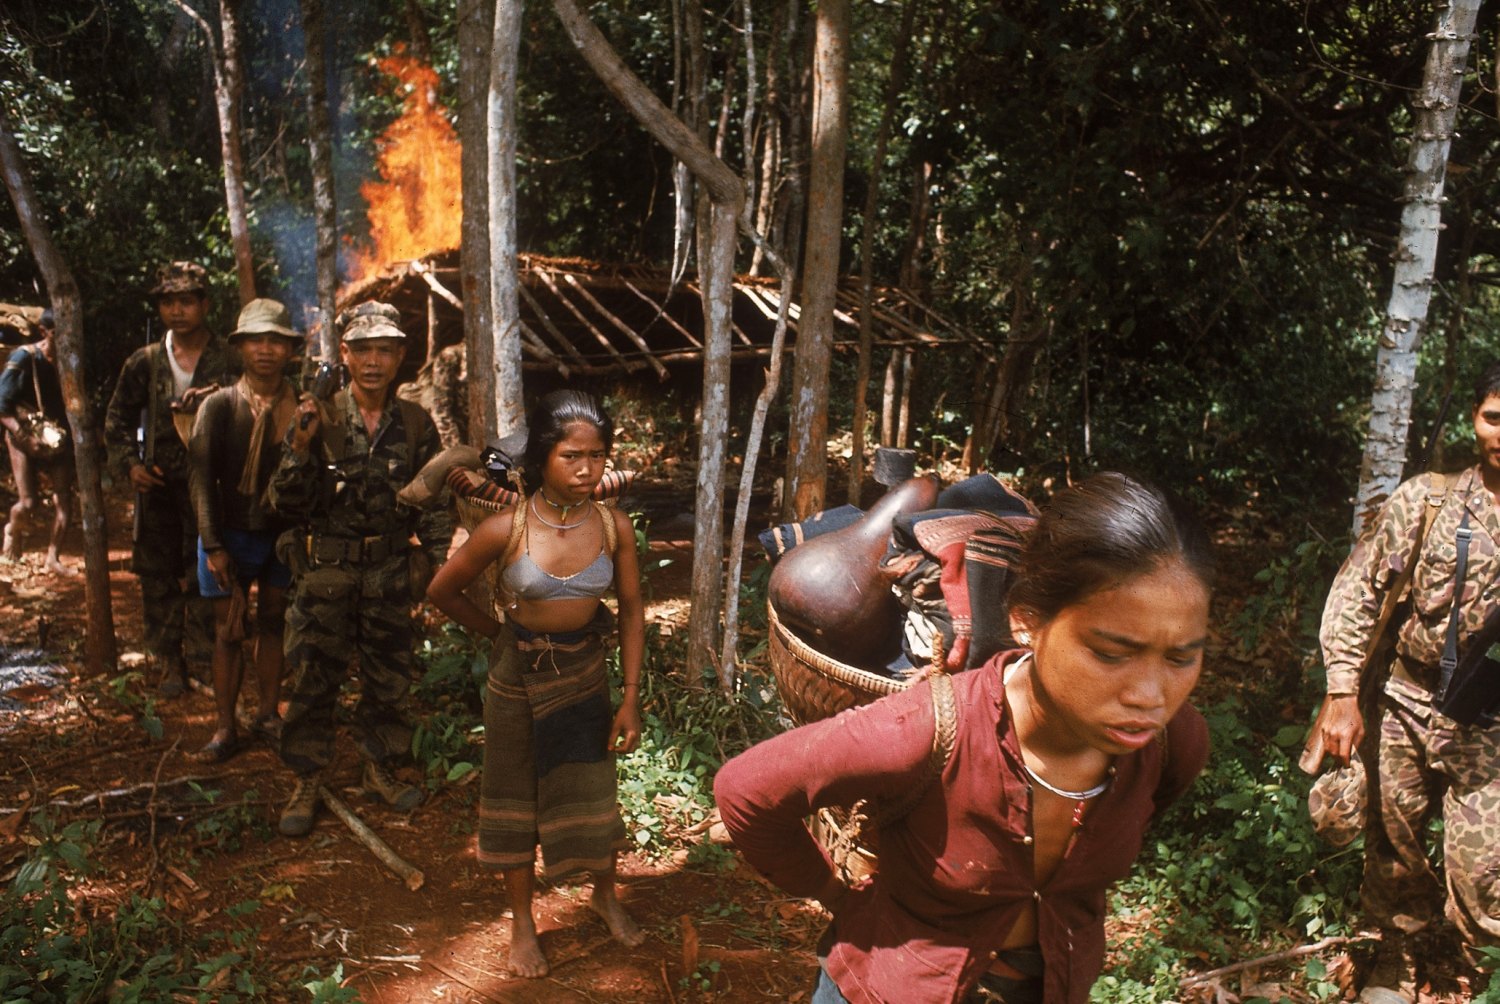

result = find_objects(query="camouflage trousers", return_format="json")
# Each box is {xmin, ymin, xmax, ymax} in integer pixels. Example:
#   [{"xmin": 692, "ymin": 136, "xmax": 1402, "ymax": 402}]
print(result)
[
  {"xmin": 1364, "ymin": 675, "xmax": 1500, "ymax": 956},
  {"xmin": 278, "ymin": 550, "xmax": 416, "ymax": 776},
  {"xmin": 131, "ymin": 477, "xmax": 212, "ymax": 667}
]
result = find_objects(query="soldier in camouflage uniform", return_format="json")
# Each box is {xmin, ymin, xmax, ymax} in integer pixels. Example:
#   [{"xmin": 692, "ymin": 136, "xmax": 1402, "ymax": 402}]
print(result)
[
  {"xmin": 268, "ymin": 301, "xmax": 452, "ymax": 837},
  {"xmin": 104, "ymin": 262, "xmax": 238, "ymax": 697},
  {"xmin": 1314, "ymin": 363, "xmax": 1500, "ymax": 1002}
]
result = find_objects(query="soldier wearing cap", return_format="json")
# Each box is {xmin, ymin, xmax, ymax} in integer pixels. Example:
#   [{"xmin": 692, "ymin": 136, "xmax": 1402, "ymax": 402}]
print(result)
[
  {"xmin": 186, "ymin": 298, "xmax": 304, "ymax": 763},
  {"xmin": 0, "ymin": 307, "xmax": 75, "ymax": 575},
  {"xmin": 267, "ymin": 300, "xmax": 452, "ymax": 836},
  {"xmin": 104, "ymin": 261, "xmax": 239, "ymax": 697}
]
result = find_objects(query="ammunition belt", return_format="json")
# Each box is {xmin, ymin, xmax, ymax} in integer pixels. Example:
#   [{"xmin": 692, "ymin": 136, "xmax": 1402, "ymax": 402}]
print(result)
[{"xmin": 305, "ymin": 530, "xmax": 410, "ymax": 566}]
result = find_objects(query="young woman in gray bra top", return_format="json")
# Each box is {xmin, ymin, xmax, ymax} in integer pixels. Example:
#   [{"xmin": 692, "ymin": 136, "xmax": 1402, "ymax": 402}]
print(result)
[{"xmin": 427, "ymin": 390, "xmax": 646, "ymax": 978}]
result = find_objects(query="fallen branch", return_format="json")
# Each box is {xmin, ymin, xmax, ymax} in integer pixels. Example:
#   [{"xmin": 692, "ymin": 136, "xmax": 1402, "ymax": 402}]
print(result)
[
  {"xmin": 1178, "ymin": 932, "xmax": 1379, "ymax": 990},
  {"xmin": 38, "ymin": 774, "xmax": 219, "ymax": 812},
  {"xmin": 317, "ymin": 785, "xmax": 424, "ymax": 891},
  {"xmin": 144, "ymin": 739, "xmax": 179, "ymax": 887}
]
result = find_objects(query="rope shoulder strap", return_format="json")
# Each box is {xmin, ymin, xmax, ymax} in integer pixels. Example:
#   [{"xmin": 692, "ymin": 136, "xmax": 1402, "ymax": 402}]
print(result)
[
  {"xmin": 874, "ymin": 671, "xmax": 959, "ymax": 826},
  {"xmin": 492, "ymin": 497, "xmax": 620, "ymax": 617}
]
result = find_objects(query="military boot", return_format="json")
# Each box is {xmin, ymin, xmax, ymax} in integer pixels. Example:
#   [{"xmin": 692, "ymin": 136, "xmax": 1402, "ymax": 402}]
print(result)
[
  {"xmin": 363, "ymin": 761, "xmax": 423, "ymax": 812},
  {"xmin": 155, "ymin": 656, "xmax": 189, "ymax": 699},
  {"xmin": 278, "ymin": 776, "xmax": 321, "ymax": 837},
  {"xmin": 1358, "ymin": 931, "xmax": 1416, "ymax": 1004}
]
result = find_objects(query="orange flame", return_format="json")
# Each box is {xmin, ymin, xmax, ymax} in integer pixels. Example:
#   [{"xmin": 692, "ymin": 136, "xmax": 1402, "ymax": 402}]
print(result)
[{"xmin": 346, "ymin": 50, "xmax": 462, "ymax": 284}]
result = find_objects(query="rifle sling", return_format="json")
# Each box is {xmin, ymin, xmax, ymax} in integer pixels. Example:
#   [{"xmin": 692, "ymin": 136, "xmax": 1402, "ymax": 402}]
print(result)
[{"xmin": 1438, "ymin": 508, "xmax": 1474, "ymax": 698}]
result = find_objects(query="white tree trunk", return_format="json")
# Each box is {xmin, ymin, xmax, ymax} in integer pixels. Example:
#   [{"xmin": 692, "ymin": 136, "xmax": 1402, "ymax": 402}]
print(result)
[
  {"xmin": 176, "ymin": 0, "xmax": 255, "ymax": 306},
  {"xmin": 489, "ymin": 0, "xmax": 526, "ymax": 437},
  {"xmin": 1352, "ymin": 0, "xmax": 1483, "ymax": 531}
]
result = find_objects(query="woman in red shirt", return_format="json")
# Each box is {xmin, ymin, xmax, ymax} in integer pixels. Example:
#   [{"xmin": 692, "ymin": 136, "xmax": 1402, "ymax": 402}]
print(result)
[{"xmin": 715, "ymin": 472, "xmax": 1214, "ymax": 1004}]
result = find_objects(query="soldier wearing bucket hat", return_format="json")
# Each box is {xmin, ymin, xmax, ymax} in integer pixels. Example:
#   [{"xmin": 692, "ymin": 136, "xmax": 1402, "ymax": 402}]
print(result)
[
  {"xmin": 230, "ymin": 298, "xmax": 304, "ymax": 347},
  {"xmin": 266, "ymin": 299, "xmax": 451, "ymax": 836},
  {"xmin": 104, "ymin": 260, "xmax": 239, "ymax": 698},
  {"xmin": 185, "ymin": 298, "xmax": 304, "ymax": 763}
]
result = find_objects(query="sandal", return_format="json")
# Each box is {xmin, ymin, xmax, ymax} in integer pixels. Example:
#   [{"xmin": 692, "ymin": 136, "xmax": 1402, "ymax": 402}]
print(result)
[{"xmin": 190, "ymin": 735, "xmax": 243, "ymax": 764}]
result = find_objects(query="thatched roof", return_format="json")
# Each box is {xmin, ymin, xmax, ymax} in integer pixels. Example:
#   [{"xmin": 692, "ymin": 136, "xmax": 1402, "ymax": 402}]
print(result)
[{"xmin": 338, "ymin": 251, "xmax": 986, "ymax": 379}]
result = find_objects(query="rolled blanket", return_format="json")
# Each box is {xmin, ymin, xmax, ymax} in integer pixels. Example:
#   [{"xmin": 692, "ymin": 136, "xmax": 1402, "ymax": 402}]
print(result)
[
  {"xmin": 398, "ymin": 444, "xmax": 482, "ymax": 509},
  {"xmin": 444, "ymin": 466, "xmax": 637, "ymax": 513},
  {"xmin": 756, "ymin": 503, "xmax": 864, "ymax": 562}
]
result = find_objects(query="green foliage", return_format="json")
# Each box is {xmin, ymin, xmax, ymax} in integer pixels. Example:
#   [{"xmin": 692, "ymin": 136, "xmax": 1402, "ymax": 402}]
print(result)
[
  {"xmin": 302, "ymin": 963, "xmax": 364, "ymax": 1003},
  {"xmin": 1473, "ymin": 946, "xmax": 1500, "ymax": 1003},
  {"xmin": 0, "ymin": 813, "xmax": 274, "ymax": 1000},
  {"xmin": 680, "ymin": 958, "xmax": 723, "ymax": 995},
  {"xmin": 107, "ymin": 671, "xmax": 164, "ymax": 741},
  {"xmin": 187, "ymin": 782, "xmax": 270, "ymax": 852},
  {"xmin": 411, "ymin": 623, "xmax": 487, "ymax": 788}
]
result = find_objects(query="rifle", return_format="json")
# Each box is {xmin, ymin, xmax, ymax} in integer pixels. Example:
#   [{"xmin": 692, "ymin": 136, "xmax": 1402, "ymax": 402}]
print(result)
[{"xmin": 302, "ymin": 360, "xmax": 347, "ymax": 430}]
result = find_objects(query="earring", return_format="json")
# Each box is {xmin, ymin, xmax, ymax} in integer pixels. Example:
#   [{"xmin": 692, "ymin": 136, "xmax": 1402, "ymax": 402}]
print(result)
[{"xmin": 1014, "ymin": 630, "xmax": 1031, "ymax": 647}]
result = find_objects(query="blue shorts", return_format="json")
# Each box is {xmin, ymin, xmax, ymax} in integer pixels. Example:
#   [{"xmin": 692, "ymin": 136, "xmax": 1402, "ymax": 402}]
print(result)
[{"xmin": 197, "ymin": 528, "xmax": 293, "ymax": 598}]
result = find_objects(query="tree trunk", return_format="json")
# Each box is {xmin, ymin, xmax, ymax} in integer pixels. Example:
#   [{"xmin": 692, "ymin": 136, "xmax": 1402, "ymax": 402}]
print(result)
[
  {"xmin": 850, "ymin": 0, "xmax": 918, "ymax": 503},
  {"xmin": 550, "ymin": 0, "xmax": 745, "ymax": 684},
  {"xmin": 720, "ymin": 228, "xmax": 793, "ymax": 683},
  {"xmin": 404, "ymin": 0, "xmax": 433, "ymax": 64},
  {"xmin": 784, "ymin": 0, "xmax": 848, "ymax": 521},
  {"xmin": 488, "ymin": 0, "xmax": 526, "ymax": 439},
  {"xmin": 1352, "ymin": 0, "xmax": 1482, "ymax": 531},
  {"xmin": 0, "ymin": 116, "xmax": 116, "ymax": 675},
  {"xmin": 458, "ymin": 0, "xmax": 494, "ymax": 446},
  {"xmin": 175, "ymin": 0, "xmax": 255, "ymax": 306},
  {"xmin": 150, "ymin": 8, "xmax": 193, "ymax": 144},
  {"xmin": 300, "ymin": 0, "xmax": 339, "ymax": 361}
]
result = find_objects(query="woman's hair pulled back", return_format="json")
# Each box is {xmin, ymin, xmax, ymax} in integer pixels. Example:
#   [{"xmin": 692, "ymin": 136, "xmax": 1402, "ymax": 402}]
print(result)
[
  {"xmin": 522, "ymin": 390, "xmax": 614, "ymax": 493},
  {"xmin": 1007, "ymin": 472, "xmax": 1214, "ymax": 624}
]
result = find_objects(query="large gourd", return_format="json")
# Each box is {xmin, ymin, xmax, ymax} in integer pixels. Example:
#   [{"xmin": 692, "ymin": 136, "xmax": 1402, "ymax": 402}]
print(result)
[{"xmin": 768, "ymin": 476, "xmax": 940, "ymax": 668}]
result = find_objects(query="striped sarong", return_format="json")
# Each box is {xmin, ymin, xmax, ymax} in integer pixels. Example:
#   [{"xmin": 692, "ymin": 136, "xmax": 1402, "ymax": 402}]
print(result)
[{"xmin": 477, "ymin": 623, "xmax": 627, "ymax": 880}]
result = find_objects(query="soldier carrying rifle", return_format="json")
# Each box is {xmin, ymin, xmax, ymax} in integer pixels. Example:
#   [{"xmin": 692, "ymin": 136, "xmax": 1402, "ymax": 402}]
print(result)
[
  {"xmin": 1310, "ymin": 362, "xmax": 1500, "ymax": 1001},
  {"xmin": 104, "ymin": 261, "xmax": 238, "ymax": 697}
]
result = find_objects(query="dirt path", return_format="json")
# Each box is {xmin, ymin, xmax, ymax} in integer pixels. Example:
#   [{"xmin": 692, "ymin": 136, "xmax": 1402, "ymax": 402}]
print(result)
[{"xmin": 0, "ymin": 484, "xmax": 823, "ymax": 1002}]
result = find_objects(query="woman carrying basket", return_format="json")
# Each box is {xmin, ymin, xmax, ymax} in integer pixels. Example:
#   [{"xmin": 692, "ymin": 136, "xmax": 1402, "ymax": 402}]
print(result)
[
  {"xmin": 427, "ymin": 390, "xmax": 645, "ymax": 977},
  {"xmin": 715, "ymin": 472, "xmax": 1214, "ymax": 1004}
]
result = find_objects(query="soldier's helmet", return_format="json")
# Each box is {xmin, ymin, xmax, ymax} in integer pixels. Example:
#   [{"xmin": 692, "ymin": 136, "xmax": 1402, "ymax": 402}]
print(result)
[
  {"xmin": 151, "ymin": 261, "xmax": 209, "ymax": 297},
  {"xmin": 337, "ymin": 301, "xmax": 406, "ymax": 343},
  {"xmin": 1307, "ymin": 754, "xmax": 1367, "ymax": 847}
]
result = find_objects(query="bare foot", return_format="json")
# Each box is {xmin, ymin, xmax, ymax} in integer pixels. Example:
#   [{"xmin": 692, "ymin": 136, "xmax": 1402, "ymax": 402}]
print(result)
[
  {"xmin": 507, "ymin": 923, "xmax": 549, "ymax": 978},
  {"xmin": 44, "ymin": 556, "xmax": 76, "ymax": 577},
  {"xmin": 589, "ymin": 888, "xmax": 646, "ymax": 947}
]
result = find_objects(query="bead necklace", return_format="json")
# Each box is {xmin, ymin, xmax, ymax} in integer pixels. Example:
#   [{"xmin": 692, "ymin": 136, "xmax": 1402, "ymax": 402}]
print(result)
[
  {"xmin": 1021, "ymin": 762, "xmax": 1113, "ymax": 829},
  {"xmin": 530, "ymin": 493, "xmax": 587, "ymax": 533}
]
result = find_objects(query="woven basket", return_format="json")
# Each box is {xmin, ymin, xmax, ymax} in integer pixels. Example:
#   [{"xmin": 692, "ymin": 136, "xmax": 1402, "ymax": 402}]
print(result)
[
  {"xmin": 453, "ymin": 491, "xmax": 507, "ymax": 612},
  {"xmin": 767, "ymin": 600, "xmax": 912, "ymax": 725}
]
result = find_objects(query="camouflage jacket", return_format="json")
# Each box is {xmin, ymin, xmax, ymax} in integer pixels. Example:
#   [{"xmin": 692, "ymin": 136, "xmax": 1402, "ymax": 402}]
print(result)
[
  {"xmin": 266, "ymin": 389, "xmax": 452, "ymax": 569},
  {"xmin": 104, "ymin": 333, "xmax": 239, "ymax": 483},
  {"xmin": 1319, "ymin": 466, "xmax": 1500, "ymax": 696}
]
